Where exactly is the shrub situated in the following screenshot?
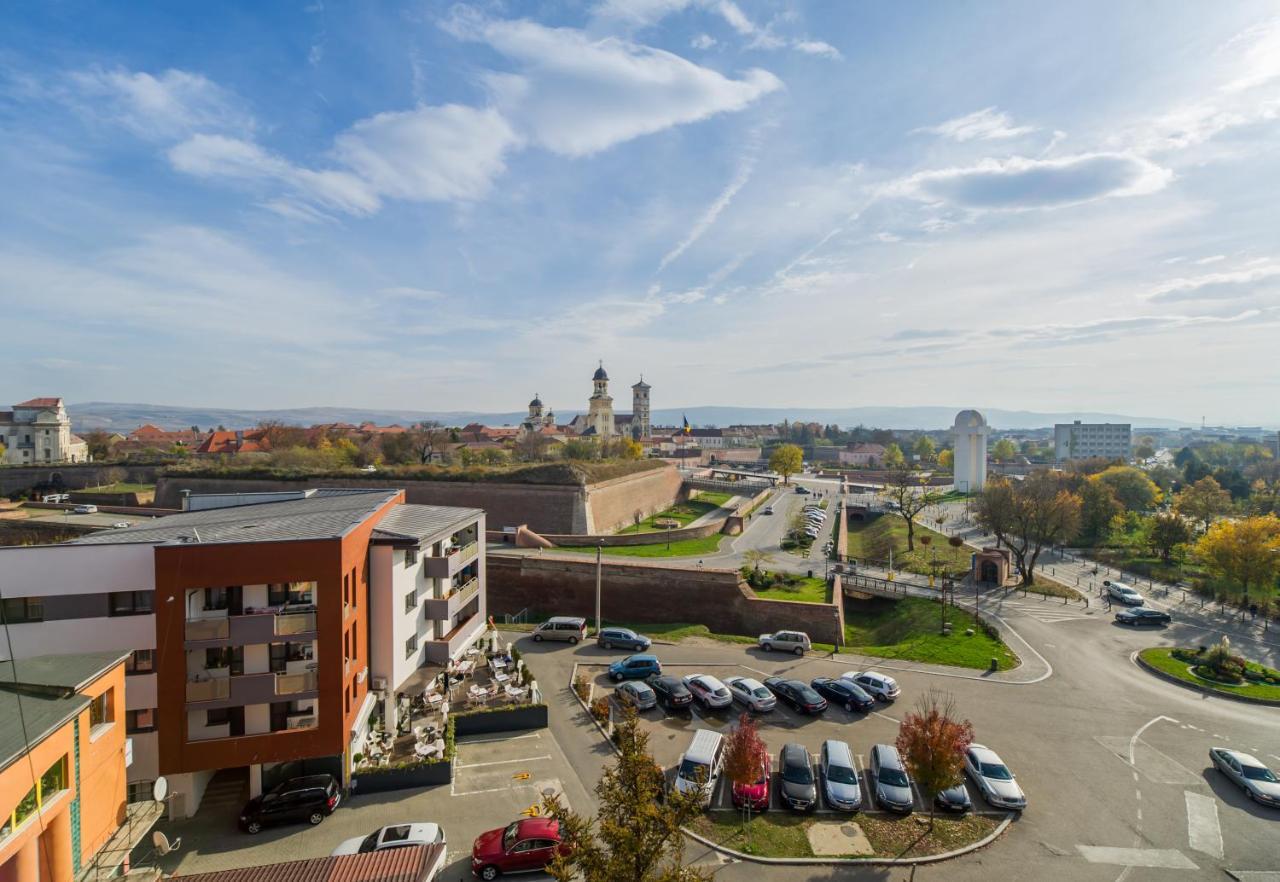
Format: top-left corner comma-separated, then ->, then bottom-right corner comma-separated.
590,696 -> 611,724
573,673 -> 592,702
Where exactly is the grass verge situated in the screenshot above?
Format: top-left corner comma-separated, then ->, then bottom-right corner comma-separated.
748,573 -> 830,604
617,500 -> 720,534
1138,647 -> 1280,702
83,482 -> 155,494
847,515 -> 970,578
689,812 -> 999,859
844,596 -> 1018,671
554,534 -> 725,558
691,490 -> 733,508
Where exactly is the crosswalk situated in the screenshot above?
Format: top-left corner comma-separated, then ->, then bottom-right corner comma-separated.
981,597 -> 1096,625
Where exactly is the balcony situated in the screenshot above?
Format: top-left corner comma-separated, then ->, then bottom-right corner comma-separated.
275,611 -> 316,636
185,618 -> 229,642
276,671 -> 317,696
186,678 -> 230,703
424,611 -> 485,664
423,576 -> 481,621
424,539 -> 480,578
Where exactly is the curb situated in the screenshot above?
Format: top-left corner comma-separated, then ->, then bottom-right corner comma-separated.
1131,650 -> 1280,708
681,812 -> 1014,866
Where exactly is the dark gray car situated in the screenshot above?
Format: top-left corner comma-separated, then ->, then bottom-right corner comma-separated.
615,680 -> 657,711
779,743 -> 817,812
870,744 -> 913,813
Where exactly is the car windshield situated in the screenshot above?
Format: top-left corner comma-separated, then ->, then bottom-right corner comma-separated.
980,762 -> 1013,781
1242,764 -> 1278,782
358,832 -> 381,853
713,687 -> 729,697
678,759 -> 709,783
783,758 -> 813,785
827,763 -> 857,785
752,687 -> 771,698
502,822 -> 520,851
878,766 -> 909,787
798,686 -> 822,702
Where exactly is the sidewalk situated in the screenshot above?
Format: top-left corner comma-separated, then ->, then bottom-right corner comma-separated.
685,495 -> 744,528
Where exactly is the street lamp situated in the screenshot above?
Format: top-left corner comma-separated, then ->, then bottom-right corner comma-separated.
595,540 -> 603,636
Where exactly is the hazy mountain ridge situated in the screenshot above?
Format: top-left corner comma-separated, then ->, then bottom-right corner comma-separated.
68,401 -> 1195,433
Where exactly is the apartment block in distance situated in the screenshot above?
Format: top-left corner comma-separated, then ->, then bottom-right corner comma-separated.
0,488 -> 487,818
1054,420 -> 1132,461
0,652 -> 131,882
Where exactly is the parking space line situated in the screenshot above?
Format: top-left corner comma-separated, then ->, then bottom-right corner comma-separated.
455,754 -> 551,769
452,783 -> 542,797
458,732 -> 543,744
872,710 -> 901,725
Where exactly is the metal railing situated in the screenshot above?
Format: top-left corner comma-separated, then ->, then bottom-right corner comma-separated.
449,540 -> 479,561
184,618 -> 229,641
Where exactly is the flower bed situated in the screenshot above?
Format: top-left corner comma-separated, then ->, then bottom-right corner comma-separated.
1138,647 -> 1280,704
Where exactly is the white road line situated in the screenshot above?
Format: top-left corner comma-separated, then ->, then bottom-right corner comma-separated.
1076,846 -> 1198,869
455,755 -> 552,769
1226,872 -> 1280,881
1130,716 -> 1179,765
1184,791 -> 1224,860
872,710 -> 901,725
452,783 -> 541,797
1270,754 -> 1280,764
458,732 -> 543,744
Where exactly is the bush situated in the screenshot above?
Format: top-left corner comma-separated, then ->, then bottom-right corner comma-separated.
573,673 -> 592,702
590,696 -> 611,723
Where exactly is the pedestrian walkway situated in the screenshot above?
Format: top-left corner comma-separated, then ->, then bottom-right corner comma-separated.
686,495 -> 744,528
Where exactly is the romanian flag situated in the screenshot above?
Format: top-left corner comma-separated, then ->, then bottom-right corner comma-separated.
682,415 -> 691,435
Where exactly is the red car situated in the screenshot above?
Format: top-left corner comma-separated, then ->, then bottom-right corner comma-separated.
731,752 -> 772,812
472,817 -> 567,880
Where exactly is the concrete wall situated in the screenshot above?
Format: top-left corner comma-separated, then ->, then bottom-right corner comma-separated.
0,464 -> 161,498
542,518 -> 725,547
487,554 -> 843,645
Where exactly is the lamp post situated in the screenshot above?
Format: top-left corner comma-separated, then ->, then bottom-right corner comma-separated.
595,541 -> 603,636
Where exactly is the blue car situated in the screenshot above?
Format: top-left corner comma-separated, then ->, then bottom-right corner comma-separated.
609,654 -> 662,681
596,627 -> 652,651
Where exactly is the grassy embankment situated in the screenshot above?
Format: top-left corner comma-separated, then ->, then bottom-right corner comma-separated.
843,596 -> 1018,671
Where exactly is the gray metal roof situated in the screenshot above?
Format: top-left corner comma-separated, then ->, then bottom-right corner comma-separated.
70,489 -> 401,546
371,504 -> 483,544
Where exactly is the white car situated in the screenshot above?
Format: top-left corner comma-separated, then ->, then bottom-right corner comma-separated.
724,676 -> 777,712
681,674 -> 733,709
841,671 -> 901,701
1105,581 -> 1144,606
73,504 -> 98,514
332,822 -> 447,857
964,744 -> 1026,810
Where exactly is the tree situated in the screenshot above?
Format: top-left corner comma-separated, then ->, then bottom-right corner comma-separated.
544,708 -> 711,882
562,438 -> 599,460
741,549 -> 773,575
1097,465 -> 1161,511
937,448 -> 954,471
405,421 -> 451,464
1194,515 -> 1280,601
1148,511 -> 1192,562
881,443 -> 906,469
1175,476 -> 1233,532
895,690 -> 974,830
256,420 -> 309,450
722,713 -> 769,828
768,444 -> 803,484
82,429 -> 115,461
913,436 -> 937,462
974,472 -> 1082,586
991,438 -> 1018,462
881,470 -> 941,552
1134,442 -> 1156,460
1077,478 -> 1122,545
513,432 -> 552,462
618,438 -> 644,460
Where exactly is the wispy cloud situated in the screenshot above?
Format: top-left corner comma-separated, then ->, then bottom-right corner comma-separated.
591,0 -> 841,59
64,68 -> 254,140
1144,263 -> 1280,302
914,106 -> 1035,142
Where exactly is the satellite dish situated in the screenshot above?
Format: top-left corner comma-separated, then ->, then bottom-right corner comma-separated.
152,777 -> 168,803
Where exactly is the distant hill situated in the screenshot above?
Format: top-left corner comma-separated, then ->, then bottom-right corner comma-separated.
68,401 -> 1195,433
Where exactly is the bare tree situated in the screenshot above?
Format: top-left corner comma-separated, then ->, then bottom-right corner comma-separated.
881,470 -> 941,552
975,472 -> 1082,586
406,421 -> 451,464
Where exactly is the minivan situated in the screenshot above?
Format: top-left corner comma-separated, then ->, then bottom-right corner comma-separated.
674,729 -> 725,806
869,744 -> 914,813
820,740 -> 862,811
532,617 -> 588,644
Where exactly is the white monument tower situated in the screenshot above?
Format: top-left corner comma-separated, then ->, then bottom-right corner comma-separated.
952,409 -> 990,492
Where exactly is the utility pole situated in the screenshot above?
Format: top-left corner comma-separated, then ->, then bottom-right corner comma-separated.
595,541 -> 603,636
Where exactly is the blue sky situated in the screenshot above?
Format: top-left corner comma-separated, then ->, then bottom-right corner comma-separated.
2,1 -> 1277,423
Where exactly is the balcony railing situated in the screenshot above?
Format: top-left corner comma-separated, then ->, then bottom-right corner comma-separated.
449,541 -> 479,562
451,576 -> 480,605
275,611 -> 316,636
186,678 -> 231,702
185,618 -> 229,641
276,671 -> 317,695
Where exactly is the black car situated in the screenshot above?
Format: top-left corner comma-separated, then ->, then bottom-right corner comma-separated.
934,782 -> 972,813
764,677 -> 828,715
810,677 -> 875,712
239,774 -> 340,834
779,743 -> 817,811
1115,607 -> 1171,626
647,674 -> 694,709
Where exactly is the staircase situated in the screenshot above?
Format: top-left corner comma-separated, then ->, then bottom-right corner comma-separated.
198,768 -> 248,816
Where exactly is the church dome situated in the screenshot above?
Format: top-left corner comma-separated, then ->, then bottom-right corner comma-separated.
529,395 -> 543,408
953,409 -> 988,429
593,363 -> 609,381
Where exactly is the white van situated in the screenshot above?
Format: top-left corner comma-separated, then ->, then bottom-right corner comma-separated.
674,729 -> 725,806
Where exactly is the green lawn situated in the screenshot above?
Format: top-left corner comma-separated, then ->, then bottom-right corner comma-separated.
84,482 -> 154,494
690,811 -> 998,859
749,573 -> 830,604
617,499 -> 720,534
691,490 -> 733,508
1138,647 -> 1280,702
843,596 -> 1018,670
847,514 -> 970,577
554,534 -> 725,558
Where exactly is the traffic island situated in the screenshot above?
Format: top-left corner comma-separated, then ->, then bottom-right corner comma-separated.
1135,647 -> 1280,705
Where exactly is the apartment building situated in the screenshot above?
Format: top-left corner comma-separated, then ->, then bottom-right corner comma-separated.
0,652 -> 129,882
0,398 -> 89,464
1054,421 -> 1132,461
0,488 -> 488,818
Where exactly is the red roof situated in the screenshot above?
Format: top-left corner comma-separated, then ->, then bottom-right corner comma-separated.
15,397 -> 62,408
196,429 -> 270,455
170,844 -> 443,882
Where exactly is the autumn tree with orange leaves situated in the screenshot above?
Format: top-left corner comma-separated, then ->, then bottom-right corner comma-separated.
722,712 -> 769,827
895,690 -> 974,829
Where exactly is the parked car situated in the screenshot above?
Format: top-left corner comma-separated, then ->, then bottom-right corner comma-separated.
239,774 -> 340,833
724,676 -> 777,713
609,654 -> 662,681
1105,581 -> 1144,606
532,616 -> 588,644
471,817 -> 568,881
795,486 -> 811,494
681,674 -> 733,709
596,627 -> 652,651
1115,607 -> 1170,626
964,744 -> 1027,810
819,740 -> 862,812
810,677 -> 875,712
72,504 -> 98,514
674,730 -> 725,806
1209,748 -> 1280,807
647,674 -> 694,709
763,505 -> 774,515
111,521 -> 131,529
731,750 -> 772,812
841,670 -> 901,701
332,822 -> 445,856
934,782 -> 972,813
763,677 -> 828,715
869,744 -> 914,813
615,680 -> 658,711
778,743 -> 817,812
758,630 -> 812,655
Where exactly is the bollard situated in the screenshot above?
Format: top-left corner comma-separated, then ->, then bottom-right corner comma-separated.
989,657 -> 998,672
1063,594 -> 1068,605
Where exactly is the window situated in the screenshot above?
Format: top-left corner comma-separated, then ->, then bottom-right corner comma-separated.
206,708 -> 230,726
404,589 -> 417,614
405,547 -> 419,566
126,708 -> 156,733
268,583 -> 289,607
109,591 -> 153,616
125,649 -> 154,674
343,574 -> 350,607
127,781 -> 155,804
269,643 -> 288,674
351,628 -> 358,660
405,634 -> 418,659
89,689 -> 114,733
1,597 -> 43,624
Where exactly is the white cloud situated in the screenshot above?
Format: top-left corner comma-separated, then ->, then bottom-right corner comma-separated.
380,286 -> 447,302
453,16 -> 781,157
65,68 -> 253,139
691,33 -> 717,49
792,40 -> 842,59
1195,254 -> 1225,265
915,106 -> 1035,142
658,146 -> 759,270
892,152 -> 1172,210
590,0 -> 839,59
1145,263 -> 1280,303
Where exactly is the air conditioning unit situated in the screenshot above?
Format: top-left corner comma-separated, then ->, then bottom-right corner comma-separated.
371,677 -> 388,692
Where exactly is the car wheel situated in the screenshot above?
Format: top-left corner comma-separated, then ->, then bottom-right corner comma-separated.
603,640 -> 612,649
569,636 -> 579,644
846,701 -> 854,712
794,646 -> 804,656
308,811 -> 325,825
762,643 -> 772,652
612,672 -> 623,681
245,820 -> 262,834
533,634 -> 543,642
635,643 -> 645,651
480,865 -> 501,881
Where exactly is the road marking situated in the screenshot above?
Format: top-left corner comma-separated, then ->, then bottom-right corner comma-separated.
455,755 -> 552,769
458,732 -> 543,744
1184,791 -> 1224,860
453,782 -> 541,796
872,710 -> 901,725
1076,846 -> 1198,869
1227,872 -> 1280,881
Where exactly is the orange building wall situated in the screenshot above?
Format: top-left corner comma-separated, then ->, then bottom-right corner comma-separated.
76,662 -> 128,866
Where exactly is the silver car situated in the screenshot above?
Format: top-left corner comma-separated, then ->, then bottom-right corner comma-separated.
869,743 -> 913,813
820,740 -> 862,812
964,744 -> 1026,810
759,630 -> 811,656
724,676 -> 776,712
1210,748 -> 1280,807
615,680 -> 657,711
